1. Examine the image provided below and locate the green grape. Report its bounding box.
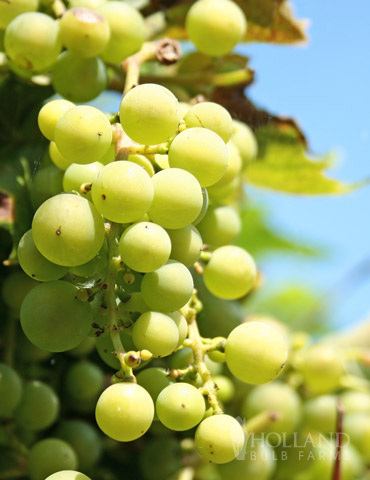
[127,154,155,176]
[213,375,235,403]
[54,106,112,164]
[29,165,64,210]
[195,414,244,464]
[1,271,38,312]
[38,100,74,141]
[184,102,233,143]
[204,245,256,300]
[60,7,110,58]
[0,364,22,418]
[120,83,179,145]
[197,205,241,247]
[154,153,169,169]
[169,311,188,347]
[95,330,138,369]
[69,0,105,8]
[45,472,92,480]
[193,187,209,225]
[156,382,205,431]
[208,175,241,203]
[343,413,370,461]
[49,142,72,171]
[168,128,227,187]
[168,347,194,370]
[28,439,77,480]
[55,420,102,470]
[225,322,288,384]
[21,281,92,352]
[207,350,226,363]
[186,0,246,56]
[274,437,316,480]
[18,230,68,281]
[95,382,154,441]
[140,436,182,480]
[132,311,179,357]
[69,241,108,277]
[302,395,338,434]
[149,169,203,229]
[0,0,38,29]
[167,225,202,267]
[119,222,171,273]
[32,193,105,267]
[205,355,223,374]
[120,292,149,314]
[16,330,52,363]
[63,162,104,200]
[64,360,104,405]
[212,141,242,188]
[141,260,194,312]
[91,161,153,223]
[67,336,95,358]
[15,380,59,431]
[136,368,173,405]
[52,52,107,103]
[97,1,145,63]
[231,120,257,167]
[341,391,370,414]
[4,12,62,71]
[99,143,115,165]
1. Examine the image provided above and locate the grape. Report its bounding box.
[132,311,179,357]
[0,364,22,418]
[15,380,59,431]
[97,1,146,63]
[119,222,171,273]
[120,84,180,145]
[140,437,182,480]
[32,194,105,267]
[154,153,169,170]
[141,261,194,312]
[16,330,52,363]
[121,292,149,314]
[149,169,203,229]
[212,141,242,188]
[28,439,77,480]
[64,360,104,404]
[168,347,194,370]
[231,120,258,167]
[344,413,370,461]
[20,281,92,352]
[225,322,288,384]
[95,382,154,441]
[29,165,64,210]
[0,0,38,29]
[208,175,241,203]
[69,0,105,8]
[99,143,115,165]
[341,391,370,414]
[95,330,138,369]
[156,382,205,431]
[213,375,235,403]
[52,52,107,103]
[45,472,92,480]
[38,100,74,141]
[169,311,188,347]
[168,128,228,187]
[167,225,202,267]
[137,368,173,404]
[69,242,108,277]
[1,271,38,312]
[18,230,68,282]
[63,162,104,201]
[127,154,155,176]
[184,102,233,143]
[186,0,246,57]
[67,336,95,357]
[195,414,244,464]
[60,7,110,58]
[54,106,112,165]
[49,142,72,171]
[302,395,337,434]
[197,205,241,247]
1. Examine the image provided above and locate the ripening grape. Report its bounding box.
[0,0,38,29]
[132,311,179,357]
[64,360,104,405]
[154,153,169,170]
[69,0,105,8]
[63,162,104,200]
[16,330,52,363]
[225,322,288,384]
[67,336,95,358]
[197,205,241,247]
[302,395,337,434]
[54,106,112,165]
[203,246,256,300]
[45,472,92,480]
[169,311,188,347]
[149,169,203,229]
[207,175,241,203]
[184,102,233,143]
[140,437,182,480]
[193,187,209,225]
[49,142,71,171]
[341,391,370,414]
[20,281,92,352]
[52,52,107,103]
[95,383,154,441]
[69,242,108,277]
[168,347,194,370]
[28,439,77,480]
[231,120,257,167]
[343,413,370,461]
[38,100,74,141]
[121,292,149,314]
[195,414,244,464]
[120,84,180,145]
[127,154,155,176]
[213,375,235,403]
[91,161,154,223]
[95,330,136,369]
[168,128,228,187]
[0,364,22,418]
[119,222,171,273]
[212,142,242,188]
[1,271,38,312]
[136,368,173,404]
[141,260,194,312]
[29,165,64,210]
[186,0,247,57]
[167,225,202,267]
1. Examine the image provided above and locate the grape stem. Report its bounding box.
[332,400,345,480]
[243,410,280,437]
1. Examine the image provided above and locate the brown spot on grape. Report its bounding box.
[98,132,102,136]
[102,194,106,200]
[56,226,62,235]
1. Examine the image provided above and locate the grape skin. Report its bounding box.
[45,472,92,480]
[197,205,241,248]
[136,368,173,404]
[169,311,188,347]
[212,141,242,188]
[0,0,38,29]
[231,120,258,167]
[184,102,233,143]
[167,224,203,267]
[28,439,77,480]
[64,360,104,405]
[1,271,38,312]
[29,165,64,210]
[49,142,72,171]
[38,99,74,141]
[302,395,337,434]
[0,364,22,418]
[63,162,104,201]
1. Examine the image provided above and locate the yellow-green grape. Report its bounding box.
[97,1,146,63]
[67,336,95,358]
[0,0,38,29]
[127,154,155,176]
[59,7,110,58]
[119,222,171,273]
[203,246,256,300]
[186,0,246,57]
[4,12,62,71]
[154,153,169,169]
[92,161,153,223]
[0,364,22,418]
[197,205,241,248]
[54,106,112,165]
[65,361,104,407]
[15,380,59,431]
[168,128,227,187]
[195,414,244,464]
[95,383,154,442]
[136,368,173,405]
[149,169,203,229]
[69,0,105,8]
[207,175,241,203]
[121,292,149,314]
[344,413,370,462]
[206,351,225,366]
[169,311,188,347]
[132,311,179,358]
[141,260,194,312]
[63,162,104,200]
[29,165,64,210]
[32,194,105,267]
[302,395,337,434]
[341,391,370,414]
[184,102,233,143]
[95,330,137,369]
[212,141,242,188]
[49,142,72,171]
[213,375,235,403]
[225,322,288,384]
[99,143,115,165]
[120,84,180,145]
[168,347,194,370]
[69,241,108,277]
[167,225,203,267]
[18,230,68,281]
[1,271,38,312]
[45,472,92,480]
[52,52,107,103]
[231,120,257,167]
[16,330,52,363]
[38,100,74,141]
[156,383,205,431]
[193,187,209,225]
[28,439,77,480]
[140,437,182,480]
